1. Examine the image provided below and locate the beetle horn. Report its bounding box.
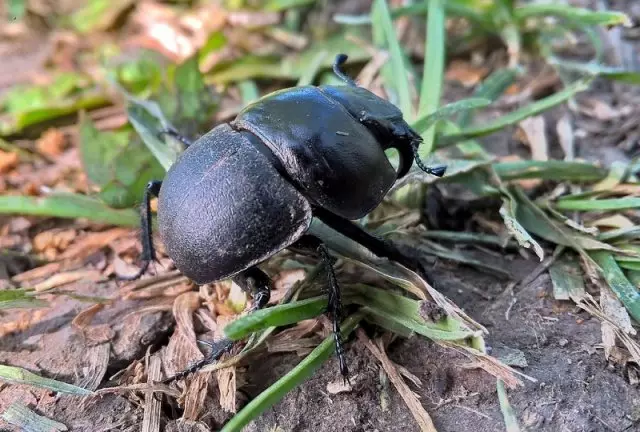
[333,54,357,87]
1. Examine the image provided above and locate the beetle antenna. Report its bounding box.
[411,142,447,177]
[333,54,357,87]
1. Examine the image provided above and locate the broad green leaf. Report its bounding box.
[79,116,165,208]
[0,194,138,226]
[0,365,92,395]
[126,101,179,171]
[500,196,544,261]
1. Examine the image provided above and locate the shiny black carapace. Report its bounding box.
[124,54,446,383]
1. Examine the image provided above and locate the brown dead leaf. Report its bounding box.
[0,150,18,173]
[445,60,488,87]
[173,291,201,343]
[588,214,635,229]
[33,228,77,256]
[517,116,548,161]
[62,228,132,260]
[142,355,163,432]
[33,269,103,292]
[579,98,621,121]
[72,303,104,331]
[556,114,574,161]
[216,355,237,413]
[0,308,49,337]
[357,330,437,432]
[12,262,63,283]
[183,372,212,420]
[36,128,66,157]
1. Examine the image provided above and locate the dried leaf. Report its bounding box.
[33,270,103,292]
[517,116,548,161]
[36,128,66,157]
[0,150,19,173]
[357,330,437,432]
[445,60,489,87]
[142,355,162,432]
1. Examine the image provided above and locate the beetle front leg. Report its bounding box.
[314,208,435,287]
[119,180,162,281]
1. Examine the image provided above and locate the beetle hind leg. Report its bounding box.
[119,180,162,281]
[161,266,273,384]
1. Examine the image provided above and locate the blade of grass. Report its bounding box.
[497,380,521,432]
[297,50,329,86]
[514,4,631,27]
[591,251,640,323]
[0,289,48,310]
[1,402,67,432]
[494,160,606,182]
[439,78,591,145]
[372,0,414,118]
[220,311,365,432]
[0,365,92,395]
[548,57,640,85]
[411,98,491,133]
[555,197,640,212]
[0,194,138,227]
[417,0,446,156]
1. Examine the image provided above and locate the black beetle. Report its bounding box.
[123,54,446,383]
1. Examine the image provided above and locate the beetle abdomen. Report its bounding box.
[232,86,397,220]
[157,124,312,284]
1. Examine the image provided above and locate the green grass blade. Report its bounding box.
[411,97,491,134]
[0,194,139,226]
[0,289,48,310]
[126,101,178,171]
[372,0,414,118]
[497,380,521,432]
[439,79,591,145]
[458,68,518,127]
[0,365,92,395]
[555,198,640,212]
[591,251,640,323]
[549,58,640,85]
[224,296,327,340]
[296,50,329,86]
[2,402,67,432]
[417,0,446,155]
[514,4,631,27]
[220,312,365,432]
[494,160,606,182]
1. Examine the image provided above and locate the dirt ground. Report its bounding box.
[3,1,640,431]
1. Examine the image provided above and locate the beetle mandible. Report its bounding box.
[123,54,446,383]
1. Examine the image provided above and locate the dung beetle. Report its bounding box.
[123,54,446,383]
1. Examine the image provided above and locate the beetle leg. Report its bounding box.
[314,208,435,287]
[232,266,272,313]
[161,338,234,384]
[157,126,193,148]
[293,236,350,384]
[119,180,162,281]
[161,266,272,384]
